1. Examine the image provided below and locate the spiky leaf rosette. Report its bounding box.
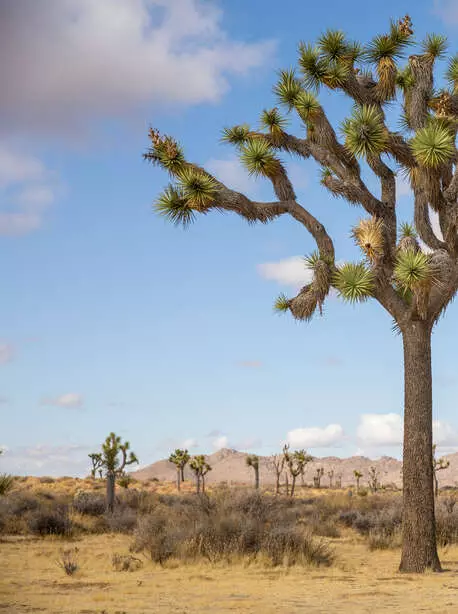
[298,43,329,90]
[274,293,291,313]
[366,20,412,63]
[144,131,186,175]
[318,30,348,62]
[177,168,218,209]
[375,56,397,101]
[422,34,448,60]
[342,105,388,158]
[155,185,196,227]
[240,139,281,177]
[221,124,251,148]
[400,222,417,238]
[446,55,458,93]
[411,120,455,168]
[260,108,288,144]
[394,249,433,292]
[274,69,303,109]
[333,263,375,303]
[352,217,384,262]
[398,222,419,253]
[294,91,321,124]
[396,66,415,91]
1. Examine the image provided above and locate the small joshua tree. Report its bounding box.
[89,433,138,512]
[246,454,260,489]
[313,467,325,488]
[169,449,190,492]
[189,455,212,494]
[269,453,285,495]
[335,472,343,489]
[328,469,335,489]
[283,445,312,497]
[88,453,103,479]
[433,444,450,497]
[353,470,363,492]
[368,466,379,493]
[146,15,458,572]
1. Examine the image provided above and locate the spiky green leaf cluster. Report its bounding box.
[365,22,412,63]
[240,139,280,177]
[145,138,186,175]
[295,91,321,123]
[178,168,218,209]
[400,222,417,239]
[422,34,448,59]
[260,108,288,132]
[394,249,433,291]
[298,43,329,90]
[342,105,388,158]
[221,124,251,147]
[274,69,303,109]
[155,185,196,228]
[396,66,414,91]
[445,55,458,92]
[274,293,290,313]
[333,263,375,303]
[317,30,348,61]
[411,120,455,168]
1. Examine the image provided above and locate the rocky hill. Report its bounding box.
[132,448,458,489]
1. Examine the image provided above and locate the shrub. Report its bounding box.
[104,507,137,533]
[72,491,106,516]
[0,474,15,496]
[39,476,55,484]
[261,526,332,567]
[28,508,72,536]
[57,547,79,575]
[112,553,143,572]
[368,528,401,550]
[9,492,41,516]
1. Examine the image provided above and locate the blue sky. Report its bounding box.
[1,0,458,476]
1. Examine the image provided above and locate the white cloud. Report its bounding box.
[286,424,344,448]
[0,0,275,138]
[42,393,84,408]
[433,420,458,446]
[0,342,14,365]
[212,435,230,450]
[0,146,58,236]
[434,0,458,25]
[257,256,313,288]
[1,444,91,477]
[207,156,260,198]
[357,413,402,446]
[182,438,199,449]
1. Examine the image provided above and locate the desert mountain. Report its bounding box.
[133,448,458,488]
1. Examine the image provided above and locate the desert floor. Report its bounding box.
[2,532,458,613]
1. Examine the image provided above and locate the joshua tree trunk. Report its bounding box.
[399,322,441,573]
[275,474,280,495]
[181,466,185,482]
[356,477,360,492]
[290,475,296,498]
[202,474,206,493]
[434,474,439,498]
[195,474,201,494]
[285,472,289,497]
[176,468,181,492]
[254,466,259,490]
[106,471,116,513]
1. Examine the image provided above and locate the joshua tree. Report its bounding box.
[145,16,458,572]
[269,453,285,495]
[313,467,325,488]
[368,466,379,493]
[353,470,363,492]
[283,445,312,497]
[88,453,103,479]
[89,433,138,512]
[169,448,191,492]
[335,473,343,489]
[433,444,450,497]
[246,454,260,489]
[189,455,212,494]
[328,469,335,489]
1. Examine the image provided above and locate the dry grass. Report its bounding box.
[2,533,458,613]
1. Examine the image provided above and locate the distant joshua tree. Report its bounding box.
[368,466,379,493]
[88,433,138,512]
[335,473,343,489]
[246,454,260,489]
[327,469,335,489]
[353,470,363,492]
[189,455,212,494]
[169,449,191,491]
[269,453,285,495]
[283,445,312,497]
[313,467,325,488]
[433,444,450,497]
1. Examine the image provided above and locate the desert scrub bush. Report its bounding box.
[436,504,458,547]
[57,547,79,575]
[9,492,41,516]
[367,527,401,550]
[112,552,143,572]
[261,526,332,567]
[28,507,72,537]
[72,491,106,516]
[104,507,137,533]
[39,476,55,484]
[0,474,15,496]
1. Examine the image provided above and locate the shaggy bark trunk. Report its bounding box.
[285,473,289,496]
[399,322,441,573]
[356,477,360,492]
[254,467,259,490]
[176,468,181,492]
[275,474,280,495]
[106,472,116,513]
[196,474,201,494]
[180,466,185,482]
[290,475,296,498]
[434,472,439,498]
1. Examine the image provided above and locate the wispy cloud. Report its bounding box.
[42,393,84,409]
[286,424,344,448]
[257,256,313,288]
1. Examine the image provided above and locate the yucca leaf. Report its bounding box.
[274,293,291,312]
[411,120,455,168]
[365,20,411,64]
[318,30,348,61]
[352,217,384,262]
[155,185,196,227]
[394,249,432,291]
[221,124,251,147]
[260,108,289,133]
[177,168,218,209]
[422,34,447,59]
[294,91,321,123]
[396,66,414,91]
[400,222,417,238]
[342,105,388,158]
[333,263,375,303]
[240,139,280,177]
[274,69,303,109]
[298,43,329,90]
[144,136,186,175]
[445,55,458,91]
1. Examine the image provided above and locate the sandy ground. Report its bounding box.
[2,533,458,613]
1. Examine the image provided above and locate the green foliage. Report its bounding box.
[90,432,138,477]
[399,222,417,239]
[394,249,433,291]
[273,69,303,109]
[365,21,411,63]
[342,105,387,158]
[317,30,348,61]
[177,168,218,209]
[333,263,375,303]
[260,108,288,132]
[240,139,280,177]
[396,66,414,91]
[274,293,290,313]
[411,120,455,168]
[295,91,321,123]
[298,43,328,90]
[155,185,195,228]
[169,449,190,470]
[221,124,251,147]
[246,454,259,469]
[189,455,212,477]
[445,55,458,91]
[144,134,185,175]
[422,34,448,59]
[0,474,15,496]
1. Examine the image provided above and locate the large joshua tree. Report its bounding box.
[145,17,458,572]
[169,448,191,491]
